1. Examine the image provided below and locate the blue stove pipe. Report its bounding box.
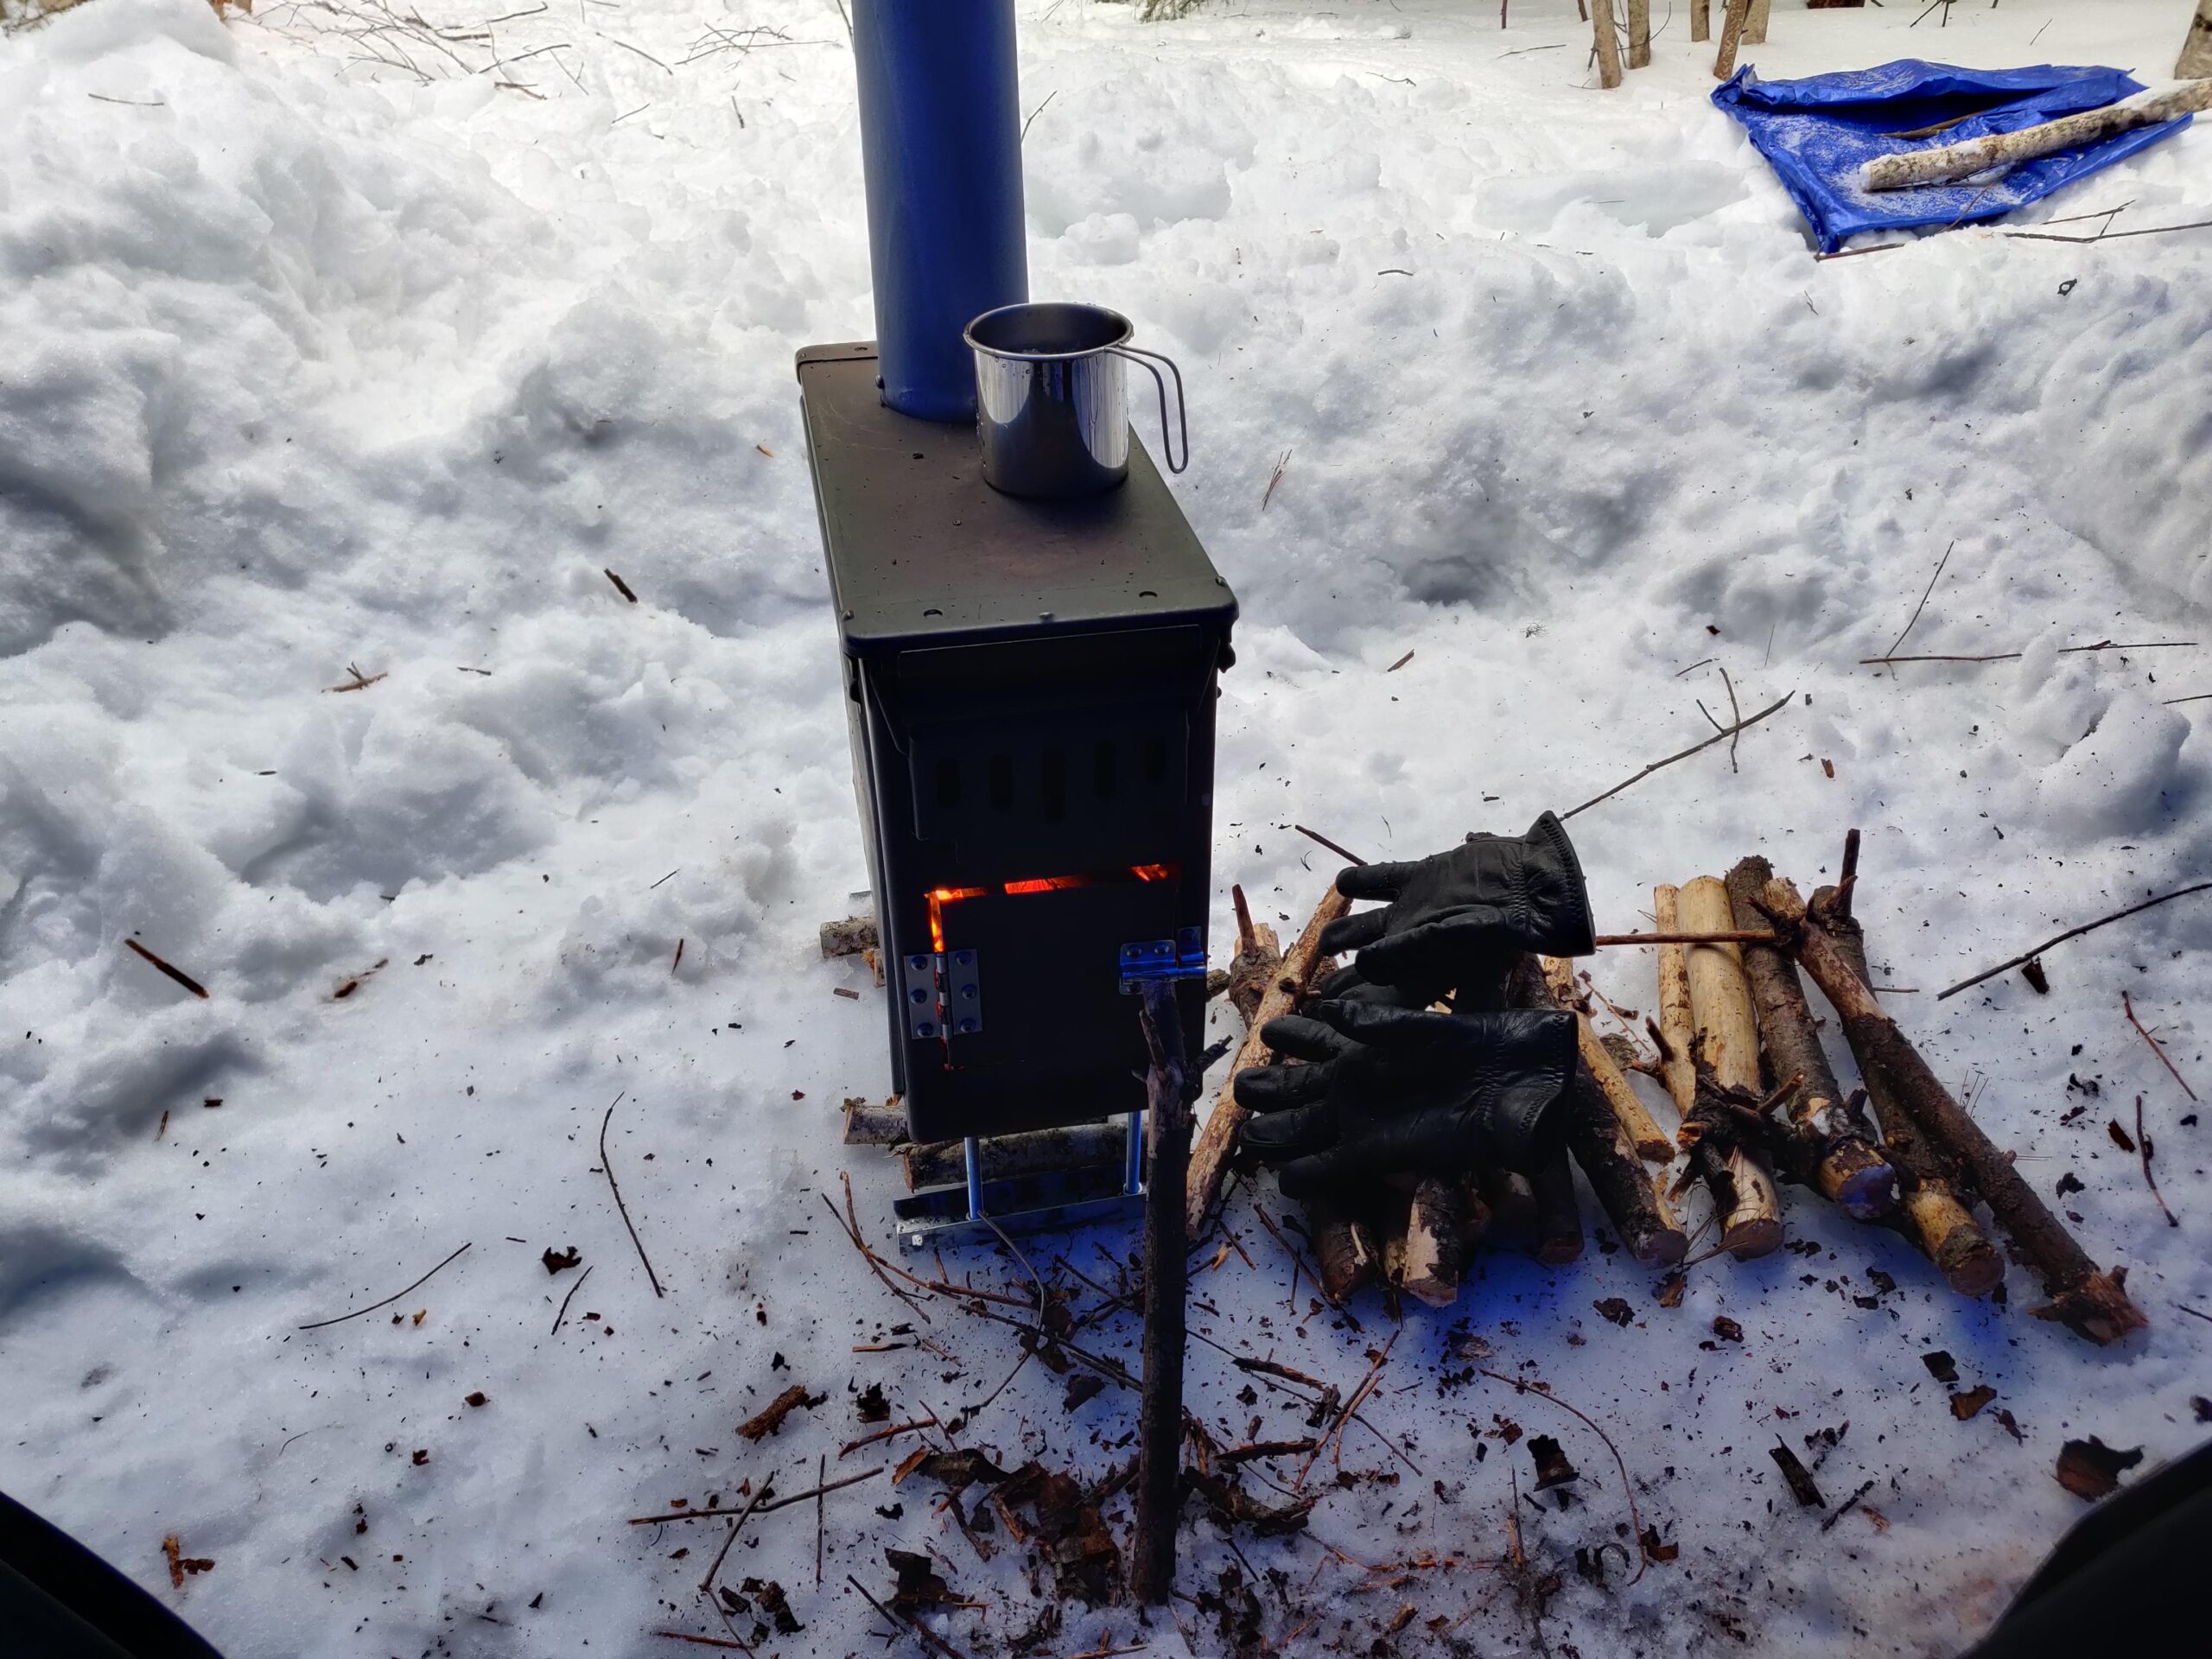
[851,0,1029,423]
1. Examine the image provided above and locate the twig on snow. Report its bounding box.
[605,568,640,602]
[551,1263,593,1334]
[2125,992,2200,1103]
[297,1243,472,1331]
[1860,639,2196,666]
[2135,1090,2178,1230]
[600,1094,666,1296]
[124,937,209,999]
[1878,541,1954,673]
[1936,881,2212,1000]
[1560,690,1794,820]
[1478,1367,1649,1582]
[848,1573,971,1659]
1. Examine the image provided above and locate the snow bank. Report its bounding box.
[2,1,2209,1656]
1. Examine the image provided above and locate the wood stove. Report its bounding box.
[797,340,1236,1239]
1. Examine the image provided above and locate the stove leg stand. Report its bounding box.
[1130,979,1195,1605]
[964,1137,984,1223]
[1124,1109,1146,1198]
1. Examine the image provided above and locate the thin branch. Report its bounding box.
[551,1263,593,1335]
[1593,929,1777,948]
[1478,1368,1649,1583]
[1878,541,1954,672]
[1859,640,2196,666]
[601,1094,666,1297]
[1293,824,1368,867]
[2136,1089,2178,1229]
[848,1574,971,1659]
[1936,881,2212,1000]
[2125,993,2199,1104]
[297,1243,472,1331]
[1560,690,1794,821]
[696,1478,775,1596]
[124,938,210,999]
[2005,217,2212,245]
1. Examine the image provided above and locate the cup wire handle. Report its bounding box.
[1109,345,1189,475]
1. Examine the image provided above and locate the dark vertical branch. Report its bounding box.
[1131,980,1193,1605]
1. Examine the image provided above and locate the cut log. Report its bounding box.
[1185,885,1353,1238]
[1724,857,1899,1220]
[1399,1178,1478,1307]
[1540,959,1674,1160]
[1308,1196,1382,1306]
[1691,0,1709,44]
[1807,885,2003,1297]
[1480,1166,1540,1249]
[1713,0,1749,78]
[1745,0,1770,46]
[1131,980,1194,1605]
[1512,960,1688,1267]
[2184,2,2212,79]
[842,1096,908,1147]
[1863,79,2212,192]
[1627,0,1649,68]
[1592,0,1623,89]
[903,1122,1124,1190]
[819,915,879,959]
[1653,887,1699,1116]
[1226,885,1284,1028]
[1762,878,2145,1343]
[1531,1143,1586,1266]
[1677,877,1784,1258]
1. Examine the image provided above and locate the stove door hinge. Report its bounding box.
[903,950,983,1039]
[1118,927,1206,994]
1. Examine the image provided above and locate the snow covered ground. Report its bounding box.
[3,0,2209,1653]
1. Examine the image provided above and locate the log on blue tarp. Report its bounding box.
[1712,59,2193,252]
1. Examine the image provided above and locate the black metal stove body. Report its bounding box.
[798,342,1237,1150]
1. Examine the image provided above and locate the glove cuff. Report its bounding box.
[1473,1010,1578,1163]
[1515,811,1596,957]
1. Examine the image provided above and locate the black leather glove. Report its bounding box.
[1318,812,1595,1007]
[1233,1000,1576,1198]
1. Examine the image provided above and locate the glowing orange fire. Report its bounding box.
[927,864,1179,952]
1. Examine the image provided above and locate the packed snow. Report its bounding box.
[3,0,2209,1655]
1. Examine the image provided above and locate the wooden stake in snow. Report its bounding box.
[1691,0,1709,45]
[2183,2,2212,79]
[1762,879,2145,1342]
[1744,0,1770,47]
[1185,885,1352,1237]
[1676,877,1784,1258]
[1627,0,1650,70]
[1863,79,2212,193]
[1131,980,1193,1605]
[1592,0,1624,89]
[1713,0,1750,79]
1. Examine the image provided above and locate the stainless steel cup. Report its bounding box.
[964,302,1188,499]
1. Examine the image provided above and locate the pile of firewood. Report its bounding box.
[1188,837,2147,1348]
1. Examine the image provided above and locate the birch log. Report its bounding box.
[1540,958,1675,1160]
[2184,2,2212,79]
[1592,0,1623,89]
[1185,886,1353,1237]
[1764,879,2145,1343]
[1653,887,1699,1115]
[1678,876,1785,1257]
[1863,79,2212,192]
[1713,0,1750,79]
[1627,0,1650,68]
[1399,1178,1482,1307]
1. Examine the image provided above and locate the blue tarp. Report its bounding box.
[1712,59,2192,253]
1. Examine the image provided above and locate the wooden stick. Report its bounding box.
[1744,0,1770,44]
[1307,1195,1381,1305]
[1560,690,1791,821]
[1513,962,1688,1267]
[902,1123,1123,1191]
[1936,880,2212,1000]
[1531,1144,1586,1266]
[1676,878,1783,1257]
[1592,0,1623,89]
[1807,888,2003,1296]
[1227,885,1284,1028]
[1864,80,2212,192]
[1861,640,2196,666]
[1185,885,1353,1237]
[1132,980,1192,1606]
[601,1094,666,1298]
[296,1243,472,1332]
[848,1574,970,1659]
[1652,888,1699,1117]
[124,937,209,999]
[1690,0,1708,43]
[1596,929,1777,947]
[1399,1178,1478,1307]
[2183,0,2212,79]
[1713,0,1750,78]
[1626,0,1650,68]
[1763,878,2145,1342]
[1724,857,1898,1220]
[1480,1165,1541,1249]
[1540,959,1674,1160]
[842,1096,908,1147]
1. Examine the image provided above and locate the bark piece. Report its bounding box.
[1864,79,2212,192]
[1677,877,1784,1257]
[1399,1178,1478,1306]
[1541,959,1674,1160]
[1186,886,1353,1237]
[1592,0,1623,89]
[739,1385,822,1441]
[1308,1196,1382,1306]
[1512,959,1688,1266]
[1132,980,1194,1605]
[2055,1437,2143,1500]
[842,1096,908,1147]
[1725,857,1898,1220]
[1764,878,2145,1343]
[819,915,879,959]
[902,1122,1122,1190]
[2184,2,2212,79]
